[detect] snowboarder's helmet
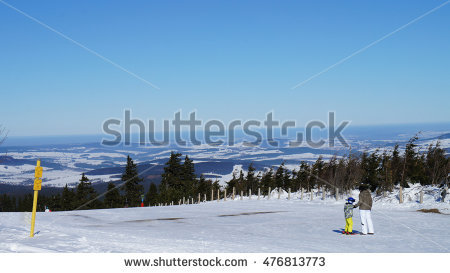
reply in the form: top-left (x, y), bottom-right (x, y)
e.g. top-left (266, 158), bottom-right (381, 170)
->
top-left (346, 197), bottom-right (355, 203)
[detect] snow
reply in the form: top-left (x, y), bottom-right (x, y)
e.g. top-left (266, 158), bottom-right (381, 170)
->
top-left (202, 164), bottom-right (247, 185)
top-left (254, 153), bottom-right (338, 162)
top-left (1, 186), bottom-right (449, 253)
top-left (0, 164), bottom-right (36, 174)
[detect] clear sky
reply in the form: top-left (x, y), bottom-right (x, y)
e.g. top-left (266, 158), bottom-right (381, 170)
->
top-left (0, 0), bottom-right (449, 136)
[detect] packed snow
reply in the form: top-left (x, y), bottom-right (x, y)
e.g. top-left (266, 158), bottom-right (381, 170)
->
top-left (1, 185), bottom-right (448, 253)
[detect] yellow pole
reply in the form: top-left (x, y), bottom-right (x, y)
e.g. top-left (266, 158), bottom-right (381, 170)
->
top-left (30, 159), bottom-right (42, 238)
top-left (30, 190), bottom-right (39, 237)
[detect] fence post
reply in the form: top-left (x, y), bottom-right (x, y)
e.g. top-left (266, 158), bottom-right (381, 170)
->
top-left (198, 193), bottom-right (201, 204)
top-left (211, 189), bottom-right (214, 201)
top-left (224, 189), bottom-right (227, 201)
top-left (217, 189), bottom-right (220, 202)
top-left (232, 187), bottom-right (235, 200)
top-left (278, 187), bottom-right (281, 199)
top-left (204, 193), bottom-right (207, 202)
top-left (399, 186), bottom-right (403, 204)
top-left (249, 189), bottom-right (252, 200)
top-left (288, 188), bottom-right (291, 200)
top-left (310, 189), bottom-right (313, 201)
top-left (258, 188), bottom-right (261, 200)
top-left (178, 199), bottom-right (181, 205)
top-left (301, 188), bottom-right (304, 200)
top-left (322, 187), bottom-right (326, 200)
top-left (191, 198), bottom-right (193, 204)
top-left (183, 197), bottom-right (185, 205)
top-left (335, 188), bottom-right (339, 201)
top-left (240, 191), bottom-right (243, 200)
top-left (420, 190), bottom-right (424, 204)
top-left (268, 187), bottom-right (271, 199)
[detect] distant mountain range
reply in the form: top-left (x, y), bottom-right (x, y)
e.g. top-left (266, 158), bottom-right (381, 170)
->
top-left (0, 125), bottom-right (448, 192)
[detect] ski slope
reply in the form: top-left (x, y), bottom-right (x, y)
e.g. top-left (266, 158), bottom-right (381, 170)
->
top-left (1, 190), bottom-right (449, 253)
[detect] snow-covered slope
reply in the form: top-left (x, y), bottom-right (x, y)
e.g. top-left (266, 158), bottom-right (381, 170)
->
top-left (1, 186), bottom-right (448, 253)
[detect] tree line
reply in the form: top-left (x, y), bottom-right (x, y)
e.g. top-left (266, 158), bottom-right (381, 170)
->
top-left (223, 136), bottom-right (448, 197)
top-left (0, 135), bottom-right (448, 212)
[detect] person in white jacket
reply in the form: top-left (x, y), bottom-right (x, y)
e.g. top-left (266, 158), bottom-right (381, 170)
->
top-left (354, 185), bottom-right (374, 235)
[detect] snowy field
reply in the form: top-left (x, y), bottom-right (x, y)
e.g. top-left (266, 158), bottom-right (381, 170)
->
top-left (1, 190), bottom-right (449, 253)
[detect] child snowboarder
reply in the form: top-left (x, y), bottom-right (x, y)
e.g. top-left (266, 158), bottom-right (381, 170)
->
top-left (343, 197), bottom-right (355, 235)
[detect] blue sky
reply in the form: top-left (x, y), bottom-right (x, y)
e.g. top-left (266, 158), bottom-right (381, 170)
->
top-left (1, 0), bottom-right (449, 136)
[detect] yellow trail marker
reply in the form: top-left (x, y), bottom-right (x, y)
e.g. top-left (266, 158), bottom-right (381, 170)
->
top-left (30, 159), bottom-right (43, 238)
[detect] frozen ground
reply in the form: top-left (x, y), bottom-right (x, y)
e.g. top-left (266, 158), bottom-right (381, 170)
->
top-left (1, 187), bottom-right (449, 253)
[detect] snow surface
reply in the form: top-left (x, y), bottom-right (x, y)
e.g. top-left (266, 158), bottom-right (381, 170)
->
top-left (1, 186), bottom-right (449, 253)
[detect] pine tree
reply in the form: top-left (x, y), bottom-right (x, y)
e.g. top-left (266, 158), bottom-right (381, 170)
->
top-left (391, 144), bottom-right (402, 184)
top-left (237, 169), bottom-right (245, 194)
top-left (199, 174), bottom-right (214, 199)
top-left (380, 151), bottom-right (394, 193)
top-left (122, 155), bottom-right (144, 207)
top-left (260, 168), bottom-right (274, 195)
top-left (182, 155), bottom-right (197, 198)
top-left (104, 182), bottom-right (122, 208)
top-left (159, 152), bottom-right (184, 203)
top-left (283, 167), bottom-right (292, 191)
top-left (274, 163), bottom-right (285, 189)
top-left (225, 172), bottom-right (238, 194)
top-left (401, 134), bottom-right (419, 187)
top-left (17, 193), bottom-right (34, 212)
top-left (426, 141), bottom-right (448, 185)
top-left (295, 161), bottom-right (310, 191)
top-left (144, 182), bottom-right (159, 206)
top-left (0, 194), bottom-right (15, 212)
top-left (311, 156), bottom-right (325, 189)
top-left (61, 184), bottom-right (75, 211)
top-left (75, 173), bottom-right (99, 210)
top-left (324, 155), bottom-right (338, 191)
top-left (246, 163), bottom-right (257, 193)
top-left (361, 151), bottom-right (381, 191)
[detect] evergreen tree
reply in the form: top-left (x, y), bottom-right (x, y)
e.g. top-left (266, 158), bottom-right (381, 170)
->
top-left (324, 155), bottom-right (338, 191)
top-left (274, 162), bottom-right (285, 189)
top-left (122, 155), bottom-right (144, 207)
top-left (17, 194), bottom-right (34, 212)
top-left (144, 182), bottom-right (159, 206)
top-left (104, 182), bottom-right (122, 208)
top-left (237, 169), bottom-right (245, 194)
top-left (0, 194), bottom-right (16, 212)
top-left (246, 163), bottom-right (258, 193)
top-left (182, 155), bottom-right (197, 198)
top-left (391, 144), bottom-right (402, 184)
top-left (401, 134), bottom-right (420, 187)
top-left (295, 161), bottom-right (310, 191)
top-left (260, 168), bottom-right (275, 195)
top-left (61, 184), bottom-right (75, 211)
top-left (311, 156), bottom-right (325, 189)
top-left (159, 152), bottom-right (184, 203)
top-left (225, 172), bottom-right (238, 194)
top-left (361, 151), bottom-right (381, 191)
top-left (425, 141), bottom-right (448, 185)
top-left (75, 173), bottom-right (99, 210)
top-left (199, 174), bottom-right (214, 200)
top-left (380, 151), bottom-right (394, 193)
top-left (283, 166), bottom-right (292, 191)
